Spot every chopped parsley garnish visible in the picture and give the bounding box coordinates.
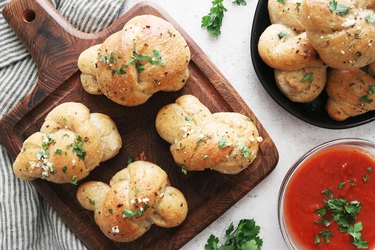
[233,0,246,6]
[278,31,287,39]
[41,135,55,149]
[123,49,165,71]
[181,165,188,175]
[359,95,373,104]
[349,222,368,248]
[72,135,86,160]
[368,85,375,95]
[71,176,78,185]
[315,189,368,248]
[117,54,123,59]
[86,197,95,205]
[316,208,326,216]
[112,67,126,76]
[122,204,150,218]
[108,208,114,214]
[350,181,355,186]
[202,154,209,159]
[204,219,263,250]
[363,175,370,183]
[365,14,375,24]
[62,166,67,174]
[201,0,228,36]
[240,144,251,158]
[127,155,133,165]
[136,64,145,73]
[38,149,49,156]
[185,116,193,121]
[315,229,333,244]
[55,149,62,155]
[354,33,361,39]
[218,138,227,148]
[328,0,350,16]
[277,0,286,4]
[302,73,313,82]
[338,181,345,189]
[367,167,372,173]
[296,2,301,7]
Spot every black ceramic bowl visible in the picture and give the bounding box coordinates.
[250,0,375,129]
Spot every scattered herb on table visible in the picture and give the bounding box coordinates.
[233,0,247,5]
[205,219,263,250]
[181,165,188,175]
[202,0,228,36]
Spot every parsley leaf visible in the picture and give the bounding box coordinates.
[277,0,286,4]
[181,165,188,175]
[365,14,375,24]
[218,138,227,148]
[240,144,251,158]
[127,155,133,165]
[278,31,287,39]
[338,181,345,189]
[71,176,78,185]
[122,204,150,218]
[86,197,95,205]
[201,0,228,36]
[205,219,263,250]
[62,166,67,174]
[302,73,313,82]
[233,0,247,5]
[73,135,86,160]
[359,95,373,104]
[328,0,350,16]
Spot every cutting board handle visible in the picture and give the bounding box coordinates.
[2,0,93,83]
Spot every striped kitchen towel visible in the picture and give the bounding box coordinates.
[0,0,125,249]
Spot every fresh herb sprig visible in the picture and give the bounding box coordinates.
[205,219,263,250]
[202,0,228,36]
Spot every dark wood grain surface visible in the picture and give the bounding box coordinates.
[0,0,279,249]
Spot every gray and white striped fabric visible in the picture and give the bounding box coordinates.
[0,0,125,248]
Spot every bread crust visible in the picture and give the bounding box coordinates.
[155,95,260,174]
[76,161,188,242]
[78,15,190,106]
[12,102,122,183]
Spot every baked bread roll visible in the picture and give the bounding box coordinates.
[275,66,327,102]
[326,68,375,120]
[155,95,260,174]
[76,161,188,242]
[258,24,324,70]
[268,0,305,32]
[301,0,375,69]
[13,102,122,183]
[78,15,190,106]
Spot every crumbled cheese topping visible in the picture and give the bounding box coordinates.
[110,226,120,234]
[342,18,356,27]
[249,135,255,142]
[31,134,55,177]
[256,136,263,142]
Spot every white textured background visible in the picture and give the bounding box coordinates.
[122,1,375,249]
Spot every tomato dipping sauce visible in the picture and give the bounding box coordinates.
[282,144,375,250]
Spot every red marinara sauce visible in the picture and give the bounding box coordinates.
[283,146,375,249]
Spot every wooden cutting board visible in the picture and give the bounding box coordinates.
[0,0,279,249]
